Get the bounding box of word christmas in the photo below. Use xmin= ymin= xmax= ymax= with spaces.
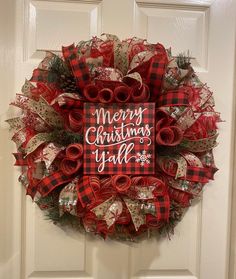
xmin=84 ymin=103 xmax=155 ymax=174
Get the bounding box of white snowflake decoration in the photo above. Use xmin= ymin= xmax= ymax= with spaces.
xmin=135 ymin=150 xmax=152 ymax=166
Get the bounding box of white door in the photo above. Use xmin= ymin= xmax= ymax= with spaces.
xmin=0 ymin=0 xmax=235 ymax=279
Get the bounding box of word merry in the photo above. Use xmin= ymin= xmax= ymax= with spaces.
xmin=92 ymin=107 xmax=147 ymax=126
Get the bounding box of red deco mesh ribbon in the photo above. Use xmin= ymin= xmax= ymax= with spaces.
xmin=114 ymin=86 xmax=131 ymax=103
xmin=62 ymin=44 xmax=91 ymax=90
xmin=13 ymin=153 xmax=28 ymax=166
xmin=60 ymin=158 xmax=82 ymax=176
xmin=156 ymin=126 xmax=183 ymax=146
xmin=66 ymin=143 xmax=83 ymax=160
xmin=58 ymin=97 xmax=82 ymax=109
xmin=83 ymin=84 xmax=99 ymax=102
xmin=168 ymin=187 xmax=192 ymax=207
xmin=111 ymin=175 xmax=131 ymax=193
xmin=68 ymin=109 xmax=83 ymax=132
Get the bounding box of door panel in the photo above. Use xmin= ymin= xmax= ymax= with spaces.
xmin=1 ymin=0 xmax=235 ymax=279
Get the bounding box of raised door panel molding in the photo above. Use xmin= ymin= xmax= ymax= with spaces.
xmin=24 ymin=0 xmax=102 ymax=61
xmin=136 ymin=0 xmax=214 ymax=7
xmin=23 ymin=202 xmax=90 ymax=278
xmin=129 ymin=203 xmax=201 ymax=278
xmin=135 ymin=2 xmax=209 ymax=71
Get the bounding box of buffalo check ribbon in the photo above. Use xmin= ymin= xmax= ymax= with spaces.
xmin=185 ymin=166 xmax=210 ymax=183
xmin=154 ymin=195 xmax=170 ymax=221
xmin=62 ymin=44 xmax=90 ymax=90
xmin=37 ymin=171 xmax=73 ymax=197
xmin=146 ymin=44 xmax=168 ymax=101
xmin=76 ymin=176 xmax=96 ymax=208
xmin=157 ymin=88 xmax=190 ymax=107
xmin=26 ymin=183 xmax=38 ymax=199
xmin=30 ymin=68 xmax=58 ymax=84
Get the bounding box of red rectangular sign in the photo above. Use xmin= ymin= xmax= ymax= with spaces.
xmin=83 ymin=103 xmax=155 ymax=174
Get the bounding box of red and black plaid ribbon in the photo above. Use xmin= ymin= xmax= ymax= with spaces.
xmin=37 ymin=171 xmax=73 ymax=197
xmin=185 ymin=166 xmax=209 ymax=183
xmin=154 ymin=195 xmax=170 ymax=221
xmin=157 ymin=88 xmax=189 ymax=107
xmin=62 ymin=44 xmax=90 ymax=90
xmin=205 ymin=166 xmax=218 ymax=179
xmin=62 ymin=44 xmax=76 ymax=63
xmin=30 ymin=69 xmax=58 ymax=84
xmin=77 ymin=176 xmax=96 ymax=208
xmin=26 ymin=183 xmax=38 ymax=199
xmin=13 ymin=153 xmax=27 ymax=166
xmin=146 ymin=44 xmax=168 ymax=101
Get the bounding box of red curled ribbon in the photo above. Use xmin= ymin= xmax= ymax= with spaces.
xmin=114 ymin=86 xmax=131 ymax=103
xmin=90 ymin=176 xmax=100 ymax=192
xmin=168 ymin=187 xmax=192 ymax=207
xmin=147 ymin=176 xmax=167 ymax=196
xmin=146 ymin=215 xmax=162 ymax=228
xmin=98 ymin=88 xmax=114 ymax=103
xmin=83 ymin=84 xmax=99 ymax=102
xmin=155 ymin=116 xmax=175 ymax=131
xmin=131 ymin=84 xmax=150 ymax=102
xmin=60 ymin=158 xmax=82 ymax=176
xmin=13 ymin=153 xmax=28 ymax=166
xmin=83 ymin=211 xmax=97 ymax=232
xmin=66 ymin=143 xmax=83 ymax=160
xmin=58 ymin=97 xmax=82 ymax=109
xmin=111 ymin=175 xmax=131 ymax=193
xmin=156 ymin=126 xmax=183 ymax=146
xmin=131 ymin=176 xmax=147 ymax=186
xmin=68 ymin=109 xmax=83 ymax=132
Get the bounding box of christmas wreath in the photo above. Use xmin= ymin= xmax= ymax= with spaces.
xmin=7 ymin=34 xmax=220 ymax=240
